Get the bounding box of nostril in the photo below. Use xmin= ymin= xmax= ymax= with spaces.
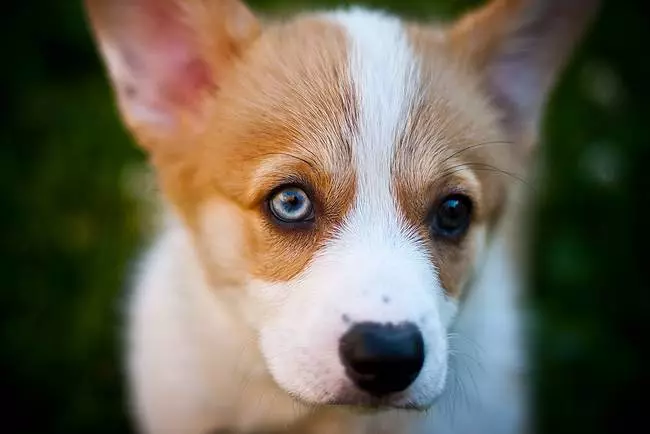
xmin=339 ymin=322 xmax=425 ymax=396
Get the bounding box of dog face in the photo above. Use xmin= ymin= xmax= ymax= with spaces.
xmin=86 ymin=0 xmax=597 ymax=409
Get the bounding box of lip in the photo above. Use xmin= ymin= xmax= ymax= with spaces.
xmin=298 ymin=388 xmax=434 ymax=412
xmin=326 ymin=397 xmax=426 ymax=412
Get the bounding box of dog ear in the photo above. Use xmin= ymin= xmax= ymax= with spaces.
xmin=449 ymin=0 xmax=599 ymax=150
xmin=85 ymin=0 xmax=259 ymax=144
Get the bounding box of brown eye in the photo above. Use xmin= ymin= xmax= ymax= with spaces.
xmin=431 ymin=194 xmax=472 ymax=240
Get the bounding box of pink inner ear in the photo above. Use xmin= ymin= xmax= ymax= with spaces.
xmin=118 ymin=0 xmax=215 ymax=120
xmin=155 ymin=36 xmax=215 ymax=111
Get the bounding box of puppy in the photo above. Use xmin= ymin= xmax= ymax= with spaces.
xmin=84 ymin=0 xmax=598 ymax=433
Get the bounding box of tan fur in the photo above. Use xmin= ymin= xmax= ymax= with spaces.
xmin=152 ymin=17 xmax=358 ymax=284
xmin=389 ymin=24 xmax=519 ymax=297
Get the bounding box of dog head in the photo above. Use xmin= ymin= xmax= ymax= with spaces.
xmin=86 ymin=0 xmax=597 ymax=409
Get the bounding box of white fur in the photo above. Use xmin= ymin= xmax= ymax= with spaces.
xmin=424 ymin=206 xmax=528 ymax=434
xmin=126 ymin=216 xmax=307 ymax=434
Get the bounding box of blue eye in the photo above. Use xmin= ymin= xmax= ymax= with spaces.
xmin=269 ymin=187 xmax=314 ymax=223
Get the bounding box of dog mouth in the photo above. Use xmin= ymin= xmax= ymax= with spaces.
xmin=286 ymin=386 xmax=432 ymax=412
xmin=327 ymin=396 xmax=425 ymax=412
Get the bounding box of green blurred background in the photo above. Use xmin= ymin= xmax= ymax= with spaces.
xmin=1 ymin=1 xmax=648 ymax=433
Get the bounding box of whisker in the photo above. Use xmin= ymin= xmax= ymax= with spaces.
xmin=436 ymin=162 xmax=534 ymax=191
xmin=256 ymin=152 xmax=317 ymax=172
xmin=448 ymin=332 xmax=486 ymax=358
xmin=461 ymin=361 xmax=480 ymax=408
xmin=439 ymin=140 xmax=516 ymax=167
xmin=443 ymin=329 xmax=490 ymax=424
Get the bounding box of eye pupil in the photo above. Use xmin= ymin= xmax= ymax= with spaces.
xmin=432 ymin=195 xmax=472 ymax=239
xmin=282 ymin=192 xmax=302 ymax=210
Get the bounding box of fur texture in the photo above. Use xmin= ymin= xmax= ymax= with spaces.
xmin=84 ymin=0 xmax=599 ymax=433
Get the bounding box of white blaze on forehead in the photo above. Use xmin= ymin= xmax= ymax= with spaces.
xmin=321 ymin=9 xmax=459 ymax=326
xmin=326 ymin=8 xmax=420 ymax=239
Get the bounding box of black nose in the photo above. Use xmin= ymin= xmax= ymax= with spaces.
xmin=339 ymin=322 xmax=425 ymax=396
